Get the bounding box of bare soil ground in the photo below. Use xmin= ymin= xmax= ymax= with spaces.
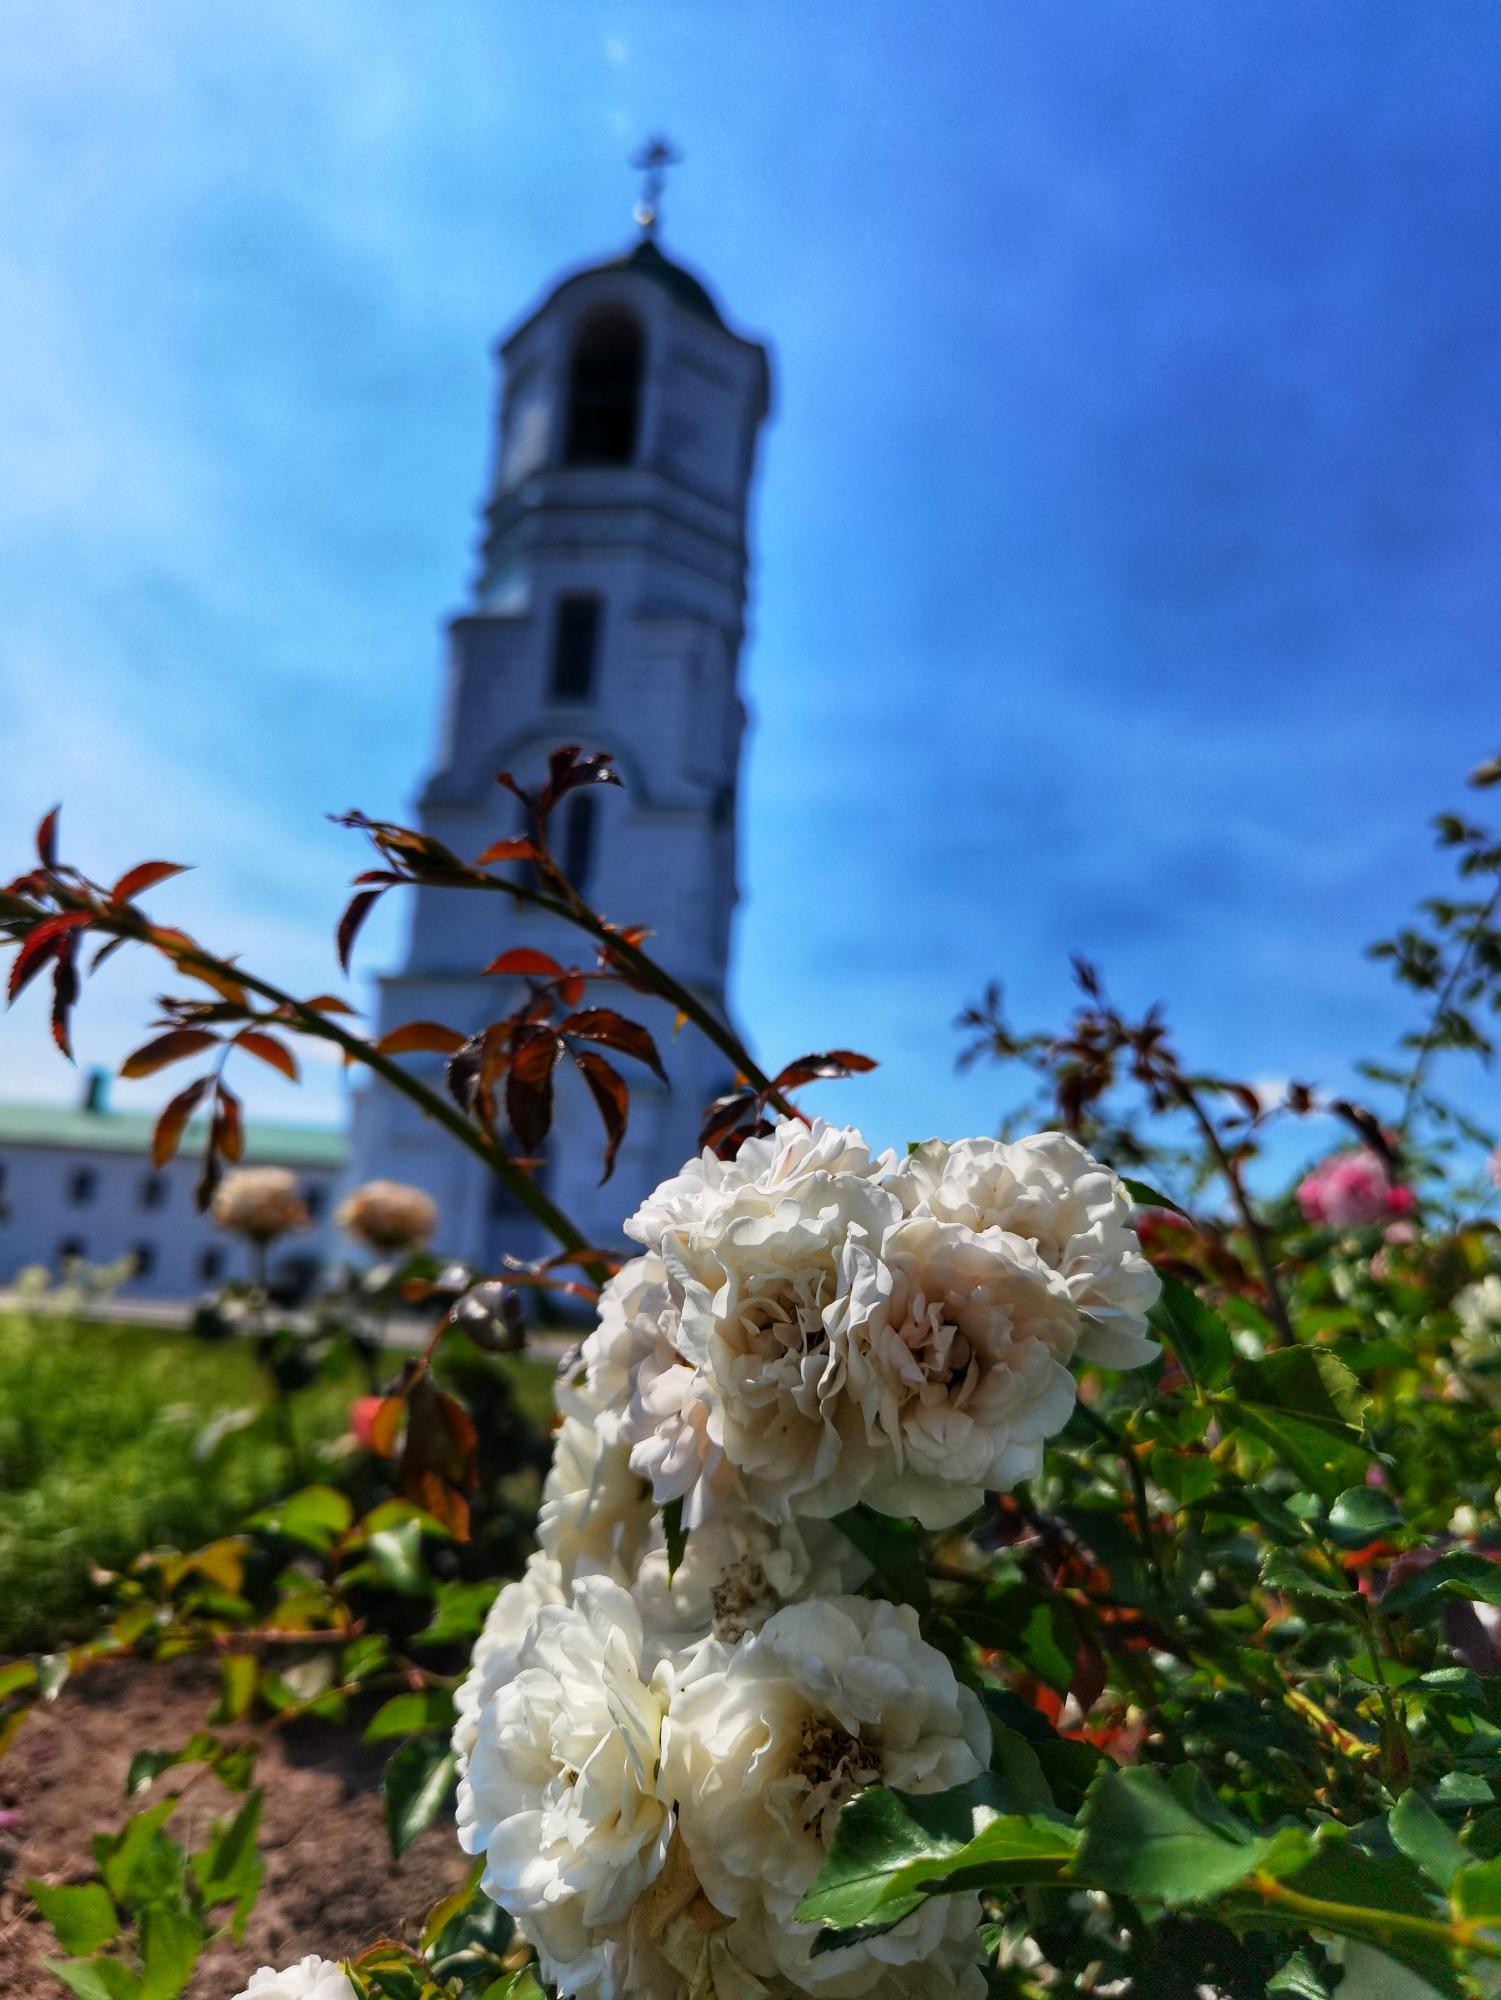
xmin=0 ymin=1657 xmax=470 ymax=1997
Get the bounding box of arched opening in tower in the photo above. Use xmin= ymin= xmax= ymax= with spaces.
xmin=563 ymin=309 xmax=644 ymax=466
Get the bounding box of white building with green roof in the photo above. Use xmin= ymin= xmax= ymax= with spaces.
xmin=0 ymin=1077 xmax=347 ymax=1300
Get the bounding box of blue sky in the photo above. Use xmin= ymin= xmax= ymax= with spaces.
xmin=2 ymin=0 xmax=1498 ymax=1175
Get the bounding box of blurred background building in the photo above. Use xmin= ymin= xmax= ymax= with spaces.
xmin=350 ymin=211 xmax=770 ymax=1264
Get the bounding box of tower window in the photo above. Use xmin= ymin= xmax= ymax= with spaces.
xmin=563 ymin=310 xmax=643 ymax=466
xmin=199 ymin=1246 xmax=224 ymax=1284
xmin=550 ymin=595 xmax=602 ymax=703
xmin=304 ymin=1184 xmax=325 ymax=1221
xmin=561 ymin=792 xmax=597 ymax=893
xmin=140 ymin=1172 xmax=167 ymax=1210
xmin=131 ymin=1242 xmax=156 ymax=1279
xmin=67 ymin=1166 xmax=97 ymax=1206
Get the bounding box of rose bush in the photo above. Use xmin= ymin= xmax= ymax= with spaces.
xmin=4 ymin=747 xmax=1501 ymax=2000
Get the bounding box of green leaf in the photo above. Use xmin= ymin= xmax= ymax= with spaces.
xmin=0 ymin=1660 xmax=37 ymax=1700
xmin=1122 ymin=1176 xmax=1190 ymax=1218
xmin=364 ymin=1690 xmax=456 ymax=1743
xmin=1226 ymin=1398 xmax=1373 ymax=1505
xmin=191 ymin=1788 xmax=264 ymax=1938
xmin=1326 ymin=1486 xmax=1403 ymax=1549
xmin=210 ymin=1654 xmax=258 ymax=1724
xmin=138 ymin=1906 xmax=204 ymax=2000
xmin=42 ymin=1960 xmax=142 ymax=2000
xmin=1452 ymin=1854 xmax=1501 ymax=1923
xmin=411 ymin=1582 xmax=499 ymax=1648
xmin=383 ymin=1739 xmax=458 ymax=1859
xmin=1390 ymin=1791 xmax=1468 ymax=1892
xmin=367 ymin=1521 xmax=426 ymax=1596
xmin=831 ymin=1505 xmax=930 ymax=1611
xmin=124 ymin=1735 xmax=220 ymax=1799
xmin=663 ymin=1498 xmax=687 ymax=1584
xmin=1236 ymin=1346 xmax=1370 ymax=1426
xmin=1266 ymin=1951 xmax=1333 ymax=1998
xmin=1149 ymin=1447 xmax=1218 ymax=1507
xmin=252 ymin=1484 xmax=353 ymax=1552
xmin=1263 ymin=1832 xmax=1461 ymax=1996
xmin=1259 ymin=1548 xmax=1349 ymax=1605
xmin=93 ymin=1799 xmax=179 ymax=1904
xmin=794 ymin=1775 xmax=1068 ymax=1934
xmin=479 ymin=1973 xmax=545 ymax=2000
xmin=1074 ymin=1766 xmax=1308 ymax=1906
xmin=27 ymin=1881 xmax=119 ymax=1955
xmin=1384 ymin=1552 xmax=1501 ymax=1621
xmin=1149 ymin=1275 xmax=1233 ymax=1391
xmin=961 ymin=1584 xmax=1077 ymax=1694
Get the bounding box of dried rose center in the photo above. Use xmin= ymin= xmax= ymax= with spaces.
xmin=794 ymin=1713 xmax=884 ymax=1835
xmin=710 ymin=1556 xmax=777 ymax=1641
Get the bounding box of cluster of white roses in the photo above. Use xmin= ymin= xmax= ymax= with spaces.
xmin=452 ymin=1118 xmax=1159 ymax=2000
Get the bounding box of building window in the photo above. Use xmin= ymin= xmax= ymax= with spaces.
xmin=199 ymin=1246 xmax=224 ymax=1284
xmin=304 ymin=1184 xmax=325 ymax=1221
xmin=140 ymin=1172 xmax=167 ymax=1209
xmin=549 ymin=594 xmax=602 ymax=703
xmin=57 ymin=1236 xmax=86 ymax=1266
xmin=67 ymin=1166 xmax=96 ymax=1205
xmin=563 ymin=310 xmax=643 ymax=466
xmin=131 ymin=1242 xmax=156 ymax=1279
xmin=561 ymin=792 xmax=597 ymax=893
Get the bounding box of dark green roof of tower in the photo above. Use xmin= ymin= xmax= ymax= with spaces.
xmin=597 ymin=236 xmax=725 ymax=327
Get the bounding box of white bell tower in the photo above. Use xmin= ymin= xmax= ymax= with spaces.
xmin=351 ymin=191 xmax=772 ymax=1262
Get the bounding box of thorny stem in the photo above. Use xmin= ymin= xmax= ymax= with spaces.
xmin=1174 ymin=1078 xmax=1297 ymax=1347
xmin=1073 ymin=1403 xmax=1165 ymax=1597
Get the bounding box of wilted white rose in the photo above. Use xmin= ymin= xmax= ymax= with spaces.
xmin=897 ymin=1132 xmax=1161 ymax=1367
xmin=336 ymin=1177 xmax=437 ymax=1253
xmin=667 ymin=1596 xmax=989 ymax=1997
xmin=232 ymin=1958 xmax=356 ymax=2000
xmin=212 ymin=1167 xmax=310 ymax=1244
xmin=452 ymin=1551 xmax=565 ymax=1766
xmin=829 ymin=1215 xmax=1081 ymax=1527
xmin=459 ymin=1576 xmax=674 ymax=2000
xmin=623 ymin=1133 xmax=905 ymax=1527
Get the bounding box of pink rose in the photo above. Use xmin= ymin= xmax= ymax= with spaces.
xmin=1296 ymin=1149 xmax=1413 ymax=1230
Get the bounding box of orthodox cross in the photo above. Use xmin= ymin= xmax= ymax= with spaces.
xmin=632 ymin=136 xmax=681 ymax=235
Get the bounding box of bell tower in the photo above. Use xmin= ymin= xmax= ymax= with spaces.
xmin=352 ymin=199 xmax=772 ymax=1261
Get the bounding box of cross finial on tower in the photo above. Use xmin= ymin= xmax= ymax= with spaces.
xmin=632 ymin=135 xmax=680 ymax=236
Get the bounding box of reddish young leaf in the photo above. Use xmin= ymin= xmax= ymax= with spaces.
xmin=89 ymin=934 xmax=131 ymax=976
xmin=214 ymin=1083 xmax=246 ymax=1164
xmin=121 ymin=1027 xmax=221 ymax=1078
xmin=368 ymin=1395 xmax=404 ymax=1458
xmin=50 ymin=943 xmax=80 ymax=1059
xmin=237 ymin=1029 xmax=300 ymax=1082
xmin=772 ymin=1049 xmax=879 ymax=1091
xmin=699 ymin=1087 xmax=760 ymax=1153
xmin=152 ymin=1076 xmax=211 ymax=1168
xmin=483 ymin=947 xmax=566 ymax=980
xmin=537 ymin=745 xmax=622 ymax=817
xmin=336 ymin=889 xmax=382 ymax=974
xmin=35 ymin=805 xmax=59 ymax=869
xmin=574 ymin=1048 xmax=630 ymax=1182
xmin=473 ymin=836 xmax=539 ymax=866
xmin=559 ymin=972 xmax=587 ymax=1008
xmin=109 ymin=860 xmax=189 ymax=907
xmin=506 ymin=1027 xmax=560 ymax=1151
xmin=375 ymin=1021 xmax=469 ymax=1057
xmin=6 ymin=910 xmax=91 ymax=1004
xmin=560 ymin=1007 xmax=668 ymax=1083
xmin=148 ymin=928 xmax=249 ymax=1009
xmin=301 ymin=993 xmax=357 ymax=1016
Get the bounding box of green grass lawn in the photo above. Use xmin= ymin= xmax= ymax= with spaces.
xmin=0 ymin=1313 xmax=555 ymax=1657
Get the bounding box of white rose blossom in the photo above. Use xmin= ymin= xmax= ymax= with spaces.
xmin=667 ymin=1596 xmax=990 ymax=1998
xmin=452 ymin=1551 xmax=565 ymax=1767
xmin=896 ymin=1132 xmax=1161 ymax=1367
xmin=458 ymin=1575 xmax=675 ymax=2000
xmin=231 ymin=1958 xmax=356 ymax=2000
xmin=828 ymin=1214 xmax=1083 ymax=1527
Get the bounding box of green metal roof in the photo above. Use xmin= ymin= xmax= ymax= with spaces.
xmin=0 ymin=1101 xmax=347 ymax=1169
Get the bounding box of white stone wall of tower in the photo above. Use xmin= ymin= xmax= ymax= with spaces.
xmin=350 ymin=239 xmax=771 ymax=1267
